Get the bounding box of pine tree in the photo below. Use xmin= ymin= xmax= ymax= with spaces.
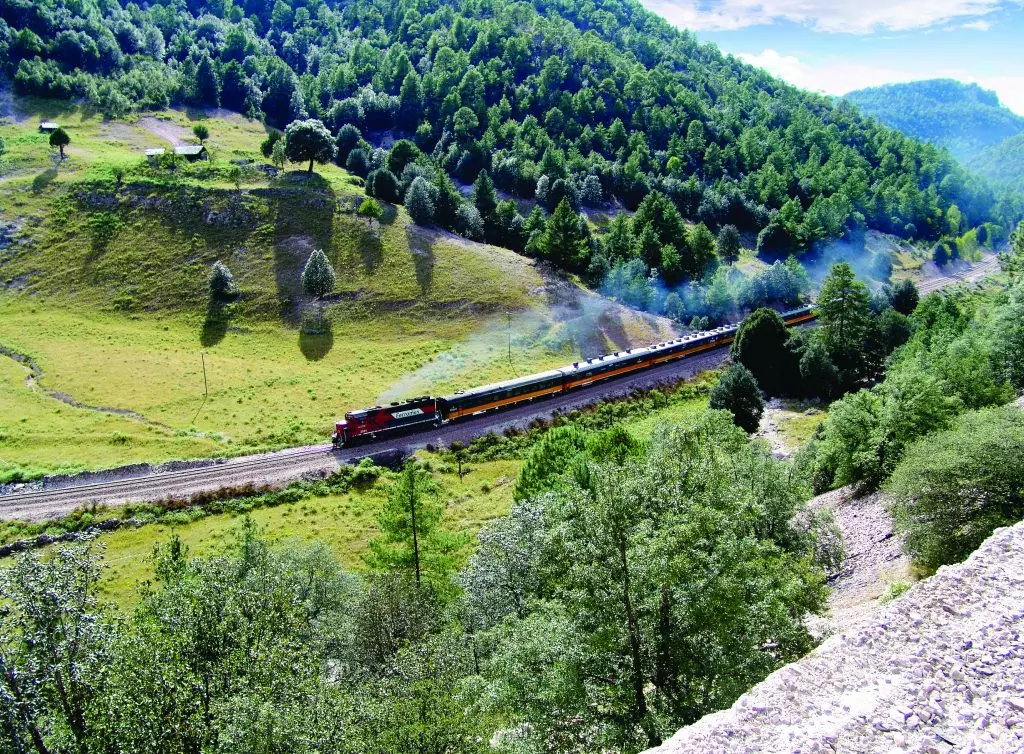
xmin=194 ymin=54 xmax=220 ymax=107
xmin=301 ymin=249 xmax=336 ymax=299
xmin=365 ymin=463 xmax=462 ymax=585
xmin=536 ymin=199 xmax=589 ymax=272
xmin=406 ymin=177 xmax=437 ymax=225
xmin=817 ymin=262 xmax=871 ymax=382
xmin=472 ymin=169 xmax=499 ymax=240
xmin=207 ymin=261 xmax=236 ymax=304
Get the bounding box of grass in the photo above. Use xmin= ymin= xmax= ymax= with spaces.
xmin=776 ymin=404 xmax=827 ymax=449
xmin=90 ymin=455 xmax=522 ymax=606
xmin=0 ymin=97 xmax=677 ymax=475
xmin=5 ymin=384 xmax=713 ymax=607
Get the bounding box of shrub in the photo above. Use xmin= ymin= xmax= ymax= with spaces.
xmin=406 ymin=176 xmax=437 ymax=225
xmin=208 ymin=261 xmax=236 ymax=304
xmin=709 ymin=363 xmax=764 ymax=433
xmin=888 ymin=407 xmax=1024 ymax=570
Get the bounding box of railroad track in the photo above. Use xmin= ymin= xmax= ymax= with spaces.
xmin=0 ymin=254 xmax=1002 ymax=521
xmin=916 ymin=254 xmax=1000 ymax=295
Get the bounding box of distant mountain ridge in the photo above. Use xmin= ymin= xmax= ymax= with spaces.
xmin=845 ymin=79 xmax=1024 ymax=162
xmin=844 ymin=79 xmax=1024 ymax=192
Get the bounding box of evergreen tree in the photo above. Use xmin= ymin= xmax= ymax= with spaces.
xmin=260 ymin=130 xmax=282 ymax=158
xmin=686 ymin=222 xmax=717 ymax=277
xmin=731 ymin=308 xmax=796 ymax=396
xmin=301 ymin=249 xmax=336 ymax=299
xmin=367 ymin=168 xmax=400 ymax=203
xmin=536 ymin=199 xmax=589 ymax=272
xmin=335 ymin=124 xmax=361 ymax=164
xmin=366 ymin=463 xmax=461 ymax=585
xmin=472 ymin=169 xmax=499 ymax=240
xmin=886 ymin=279 xmax=920 ymax=315
xmin=398 ymin=71 xmax=424 ymax=125
xmin=817 ymin=262 xmax=871 ymax=381
xmin=194 ymin=53 xmax=220 ymax=107
xmin=406 ymin=177 xmax=437 ymax=225
xmin=192 ymin=123 xmax=209 ymax=145
xmin=709 ymin=363 xmax=764 ymax=433
xmin=207 ymin=261 xmax=236 ymax=304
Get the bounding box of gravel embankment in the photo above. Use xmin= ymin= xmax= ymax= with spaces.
xmin=813 ymin=487 xmax=910 ymax=635
xmin=644 ymin=521 xmax=1024 ymax=754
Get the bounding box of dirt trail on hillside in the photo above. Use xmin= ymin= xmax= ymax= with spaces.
xmin=0 ymin=343 xmax=172 ymax=430
xmin=138 ymin=117 xmax=191 ymax=147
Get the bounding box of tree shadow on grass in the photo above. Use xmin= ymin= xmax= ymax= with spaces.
xmin=358 ymin=224 xmax=384 ymax=275
xmin=407 ymin=226 xmax=434 ymax=294
xmin=299 ymin=316 xmax=334 ymax=361
xmin=201 ymin=302 xmax=231 ymax=347
xmin=32 ymin=168 xmax=58 ymax=194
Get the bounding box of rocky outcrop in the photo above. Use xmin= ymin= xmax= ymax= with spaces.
xmin=645 ymin=522 xmax=1024 ymax=754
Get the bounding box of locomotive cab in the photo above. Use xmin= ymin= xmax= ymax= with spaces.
xmin=332 ymin=420 xmax=348 ymax=447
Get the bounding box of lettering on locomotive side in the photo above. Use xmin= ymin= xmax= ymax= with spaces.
xmin=391 ymin=408 xmax=426 ymax=419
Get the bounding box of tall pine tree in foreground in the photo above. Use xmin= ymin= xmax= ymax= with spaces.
xmin=365 ymin=463 xmax=464 ymax=588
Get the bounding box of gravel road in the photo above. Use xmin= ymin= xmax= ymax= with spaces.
xmin=0 ymin=348 xmax=726 ymax=520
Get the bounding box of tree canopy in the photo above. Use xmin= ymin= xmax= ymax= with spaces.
xmin=5 ymin=0 xmax=1012 ymax=249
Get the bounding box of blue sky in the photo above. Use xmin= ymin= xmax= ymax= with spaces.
xmin=640 ymin=0 xmax=1024 ymax=115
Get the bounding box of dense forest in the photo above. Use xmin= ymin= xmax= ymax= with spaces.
xmin=1 ymin=0 xmax=1012 ymax=276
xmin=846 ymin=80 xmax=1024 ymax=196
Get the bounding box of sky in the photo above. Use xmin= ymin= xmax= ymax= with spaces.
xmin=640 ymin=0 xmax=1024 ymax=115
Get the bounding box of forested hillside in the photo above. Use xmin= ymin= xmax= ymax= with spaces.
xmin=845 ymin=80 xmax=1024 ymax=161
xmin=1 ymin=0 xmax=1006 ymax=272
xmin=846 ymin=79 xmax=1024 ymax=197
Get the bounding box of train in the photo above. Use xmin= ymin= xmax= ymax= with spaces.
xmin=332 ymin=304 xmax=816 ymax=447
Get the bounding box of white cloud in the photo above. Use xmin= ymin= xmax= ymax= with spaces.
xmin=641 ymin=0 xmax=1013 ymax=34
xmin=961 ymin=19 xmax=994 ymax=28
xmin=735 ymin=49 xmax=915 ymax=95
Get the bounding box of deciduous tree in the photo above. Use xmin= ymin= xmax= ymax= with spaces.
xmin=284 ymin=119 xmax=336 ymax=174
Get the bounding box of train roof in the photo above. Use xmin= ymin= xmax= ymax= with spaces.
xmin=437 ymin=306 xmax=812 ymax=403
xmin=442 ymin=368 xmax=566 ymax=401
xmin=345 ymin=395 xmax=434 ymax=418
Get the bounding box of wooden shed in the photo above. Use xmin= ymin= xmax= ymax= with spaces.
xmin=39 ymin=121 xmax=59 ymax=133
xmin=174 ymin=145 xmax=208 ymax=162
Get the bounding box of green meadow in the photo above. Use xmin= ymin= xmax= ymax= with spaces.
xmin=0 ymin=99 xmax=674 ymax=479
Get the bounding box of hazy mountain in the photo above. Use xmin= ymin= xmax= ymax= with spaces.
xmin=845 ymin=79 xmax=1024 ymax=163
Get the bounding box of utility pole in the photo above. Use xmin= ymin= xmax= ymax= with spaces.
xmin=191 ymin=352 xmax=208 ymax=424
xmin=507 ymin=310 xmax=513 ymax=371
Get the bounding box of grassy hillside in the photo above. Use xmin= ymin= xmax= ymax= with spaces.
xmin=13 ymin=384 xmax=713 ymax=607
xmin=0 ymin=100 xmax=675 ymax=479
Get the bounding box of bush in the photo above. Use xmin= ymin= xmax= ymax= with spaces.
xmin=709 ymin=363 xmax=764 ymax=433
xmin=406 ymin=176 xmax=437 ymax=225
xmin=888 ymin=407 xmax=1024 ymax=570
xmin=208 ymin=261 xmax=236 ymax=304
xmin=366 ymin=168 xmax=400 ymax=203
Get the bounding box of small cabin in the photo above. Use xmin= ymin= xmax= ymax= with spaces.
xmin=39 ymin=121 xmax=59 ymax=133
xmin=144 ymin=147 xmax=166 ymax=164
xmin=174 ymin=144 xmax=208 ymax=162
